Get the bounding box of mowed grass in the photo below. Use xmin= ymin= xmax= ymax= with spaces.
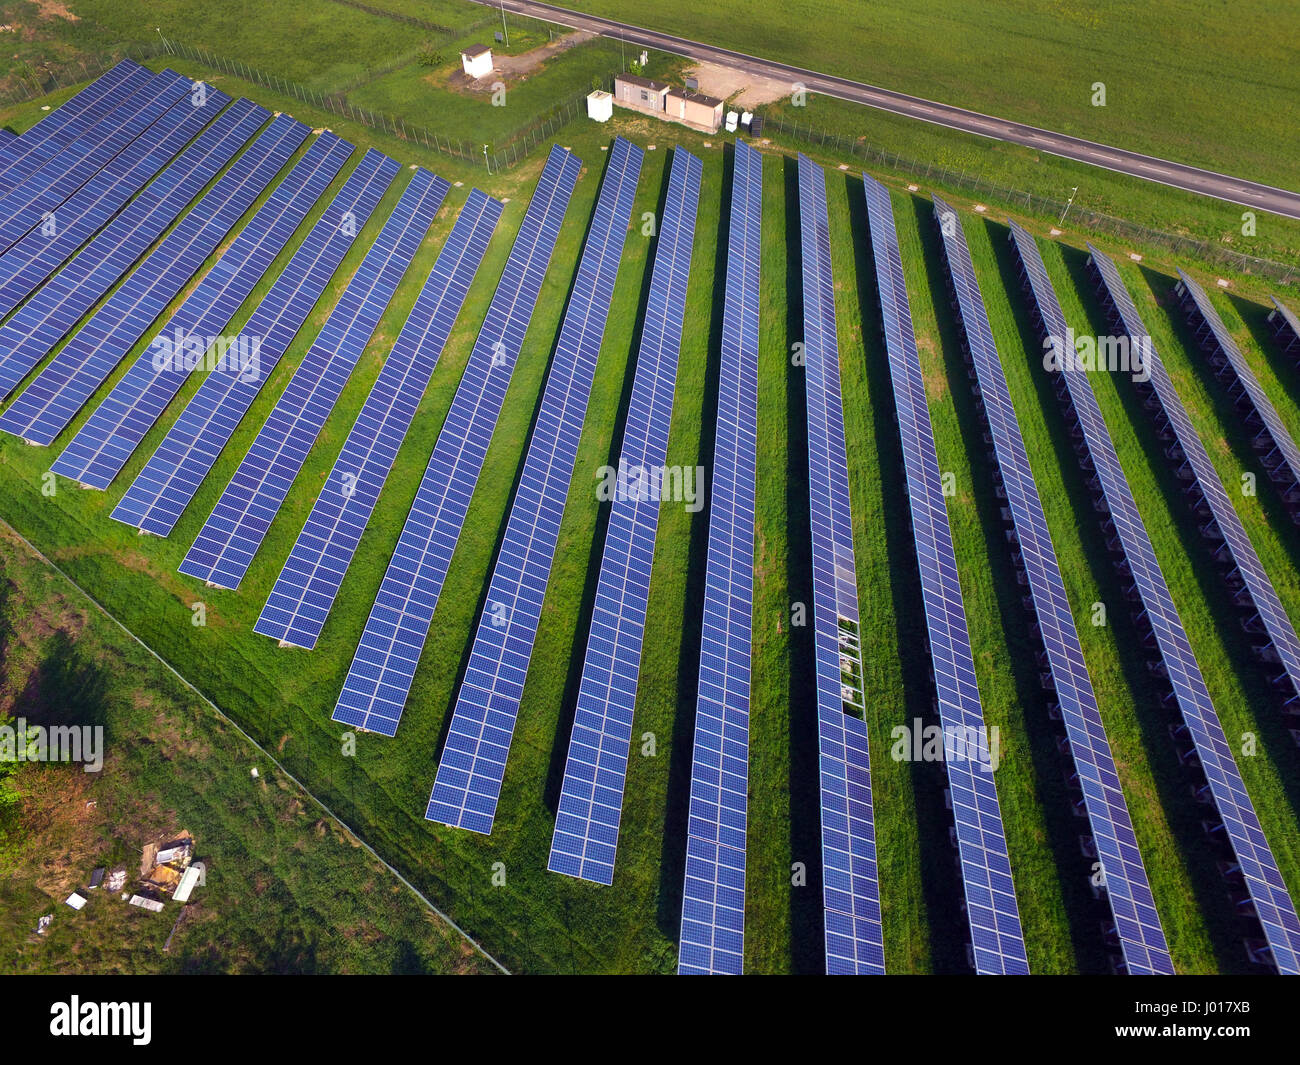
xmin=567 ymin=0 xmax=1300 ymax=191
xmin=0 ymin=58 xmax=1294 ymax=971
xmin=346 ymin=38 xmax=625 ymax=147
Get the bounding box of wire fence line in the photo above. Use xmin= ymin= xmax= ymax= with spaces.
xmin=760 ymin=113 xmax=1298 ymax=288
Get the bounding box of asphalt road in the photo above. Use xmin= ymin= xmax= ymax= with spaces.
xmin=472 ymin=0 xmax=1300 ymax=220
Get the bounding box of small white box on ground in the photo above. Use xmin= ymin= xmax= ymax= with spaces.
xmin=725 ymin=110 xmax=738 ymax=132
xmin=586 ymin=90 xmax=613 ymax=123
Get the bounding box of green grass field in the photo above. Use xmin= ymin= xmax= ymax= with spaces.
xmin=0 ymin=19 xmax=1295 ymax=974
xmin=568 ymin=0 xmax=1300 ymax=192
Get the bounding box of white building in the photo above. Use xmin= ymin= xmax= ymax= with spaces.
xmin=461 ymin=44 xmax=493 ymax=80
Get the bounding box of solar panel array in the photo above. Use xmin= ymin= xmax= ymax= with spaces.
xmin=1175 ymin=270 xmax=1300 ymax=517
xmin=0 ymin=62 xmax=155 ymax=200
xmin=934 ymin=200 xmax=1173 ymax=974
xmin=0 ymin=98 xmax=267 ymax=404
xmin=798 ymin=156 xmax=884 ymax=975
xmin=1090 ymin=245 xmax=1300 ymax=722
xmin=548 ymin=146 xmax=703 ymax=885
xmin=1268 ymin=297 xmax=1300 ymax=360
xmin=178 ymin=169 xmax=447 ymax=590
xmin=864 ymin=174 xmax=1029 ymax=975
xmin=0 ymin=61 xmax=143 ymax=192
xmin=0 ymin=81 xmax=230 ymax=322
xmin=0 ymin=69 xmax=191 ymax=260
xmin=1009 ymin=220 xmax=1300 ymax=974
xmin=677 ymin=139 xmax=762 ymax=977
xmin=427 ymin=138 xmax=640 ymax=835
xmin=51 ymin=132 xmax=350 ymax=490
xmin=113 ymin=149 xmax=401 ymax=536
xmin=254 ymin=186 xmax=498 ymax=650
xmin=1 ymin=112 xmax=306 ymax=449
xmin=333 ymin=144 xmax=583 ymax=736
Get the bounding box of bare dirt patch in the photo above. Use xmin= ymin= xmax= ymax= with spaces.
xmin=682 ymin=60 xmax=790 ymax=109
xmin=442 ymin=30 xmax=595 ymax=95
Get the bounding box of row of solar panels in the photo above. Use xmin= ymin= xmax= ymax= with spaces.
xmin=7 ymin=65 xmax=1300 ymax=976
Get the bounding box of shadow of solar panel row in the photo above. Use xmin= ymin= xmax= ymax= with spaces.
xmin=113 ymin=149 xmax=401 ymax=538
xmin=935 ymin=199 xmax=1172 ymax=975
xmin=677 ymin=139 xmax=762 ymax=977
xmin=333 ymin=145 xmax=583 ymax=737
xmin=178 ymin=168 xmax=448 ymax=591
xmin=1268 ymin=297 xmax=1300 ymax=361
xmin=549 ymin=146 xmax=702 ymax=885
xmin=0 ymin=81 xmax=231 ymax=323
xmin=1008 ymin=219 xmax=1300 ymax=975
xmin=864 ymin=175 xmax=1029 ymax=975
xmin=0 ymin=98 xmax=267 ymax=405
xmin=1175 ymin=270 xmax=1300 ymax=526
xmin=0 ymin=61 xmax=149 ymax=194
xmin=1 ymin=112 xmax=307 ymax=453
xmin=796 ymin=155 xmax=884 ymax=975
xmin=51 ymin=131 xmax=350 ymax=491
xmin=1090 ymin=246 xmax=1300 ymax=734
xmin=427 ymin=139 xmax=640 ymax=835
xmin=255 ymin=183 xmax=501 ymax=650
xmin=0 ymin=68 xmax=192 ymax=261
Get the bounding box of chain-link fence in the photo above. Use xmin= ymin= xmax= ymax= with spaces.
xmin=760 ymin=113 xmax=1298 ymax=288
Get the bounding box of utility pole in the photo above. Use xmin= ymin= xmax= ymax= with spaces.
xmin=483 ymin=143 xmax=492 ymax=175
xmin=500 ymin=1 xmax=509 ymax=48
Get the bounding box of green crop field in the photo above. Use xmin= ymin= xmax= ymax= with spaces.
xmin=0 ymin=5 xmax=1296 ymax=976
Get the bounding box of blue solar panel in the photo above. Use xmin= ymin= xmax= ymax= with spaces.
xmin=178 ymin=170 xmax=447 ymax=590
xmin=254 ymin=186 xmax=499 ymax=650
xmin=1009 ymin=219 xmax=1300 ymax=975
xmin=798 ymin=156 xmax=885 ymax=976
xmin=934 ymin=200 xmax=1173 ymax=974
xmin=677 ymin=139 xmax=762 ymax=977
xmin=49 ymin=132 xmax=349 ymax=490
xmin=548 ymin=147 xmax=703 ymax=885
xmin=0 ymin=83 xmax=230 ymax=322
xmin=331 ymin=145 xmax=583 ymax=737
xmin=112 ymin=149 xmax=400 ymax=537
xmin=0 ymin=61 xmax=151 ymax=194
xmin=865 ymin=174 xmax=1030 ymax=975
xmin=426 ymin=138 xmax=639 ymax=835
xmin=0 ymin=69 xmax=192 ymax=260
xmin=1090 ymin=246 xmax=1300 ymax=744
xmin=1 ymin=113 xmax=308 ymax=453
xmin=0 ymin=98 xmax=267 ymax=404
xmin=1175 ymin=270 xmax=1300 ymax=524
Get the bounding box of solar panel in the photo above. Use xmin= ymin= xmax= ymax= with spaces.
xmin=0 ymin=61 xmax=151 ymax=194
xmin=1 ymin=113 xmax=309 ymax=451
xmin=0 ymin=98 xmax=267 ymax=404
xmin=1267 ymin=297 xmax=1300 ymax=360
xmin=254 ymin=186 xmax=499 ymax=650
xmin=1009 ymin=219 xmax=1300 ymax=975
xmin=48 ymin=132 xmax=350 ymax=490
xmin=332 ymin=145 xmax=582 ymax=737
xmin=0 ymin=82 xmax=230 ymax=322
xmin=178 ymin=169 xmax=447 ymax=590
xmin=426 ymin=138 xmax=640 ymax=835
xmin=112 ymin=149 xmax=400 ymax=537
xmin=677 ymin=139 xmax=762 ymax=977
xmin=0 ymin=69 xmax=193 ymax=260
xmin=934 ymin=200 xmax=1173 ymax=974
xmin=548 ymin=146 xmax=703 ymax=885
xmin=1090 ymin=247 xmax=1300 ymax=759
xmin=796 ymin=156 xmax=886 ymax=975
xmin=864 ymin=174 xmax=1030 ymax=975
xmin=1175 ymin=270 xmax=1300 ymax=523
